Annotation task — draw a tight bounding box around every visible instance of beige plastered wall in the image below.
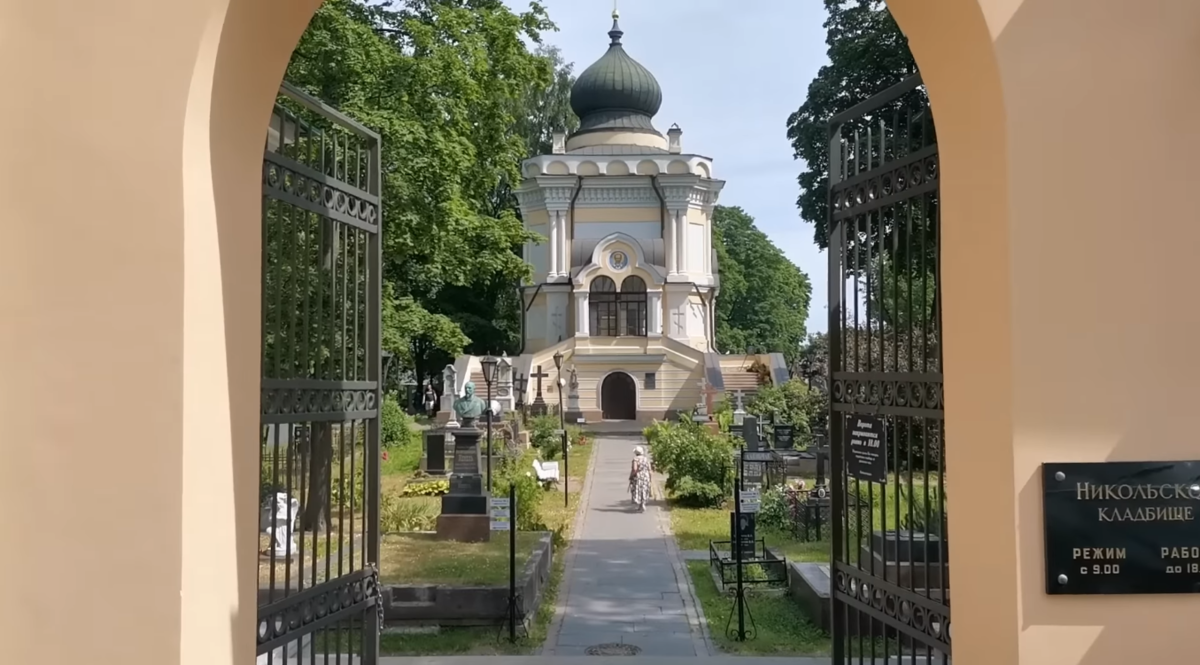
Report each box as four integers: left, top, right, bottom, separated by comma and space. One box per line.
889, 0, 1200, 663
3, 0, 1198, 663
0, 0, 321, 664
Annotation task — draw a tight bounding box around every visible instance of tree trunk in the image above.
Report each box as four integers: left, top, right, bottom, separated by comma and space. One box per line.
301, 421, 333, 532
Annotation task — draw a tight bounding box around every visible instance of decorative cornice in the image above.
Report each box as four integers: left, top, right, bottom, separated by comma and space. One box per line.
576, 185, 660, 208
659, 177, 725, 210
521, 154, 715, 179
515, 175, 580, 212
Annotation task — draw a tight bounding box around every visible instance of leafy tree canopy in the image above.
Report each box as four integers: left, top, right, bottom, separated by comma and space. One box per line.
284, 0, 566, 383
785, 0, 915, 249
712, 205, 811, 365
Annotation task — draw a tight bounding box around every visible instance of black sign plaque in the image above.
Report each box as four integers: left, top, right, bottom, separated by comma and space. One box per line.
1042, 460, 1200, 595
846, 415, 887, 483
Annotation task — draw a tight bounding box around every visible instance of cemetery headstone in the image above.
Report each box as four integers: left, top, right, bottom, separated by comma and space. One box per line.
423, 430, 447, 475
729, 511, 757, 561
530, 365, 549, 416
442, 364, 460, 426
846, 415, 887, 483
774, 424, 796, 449
436, 425, 491, 542
743, 415, 762, 451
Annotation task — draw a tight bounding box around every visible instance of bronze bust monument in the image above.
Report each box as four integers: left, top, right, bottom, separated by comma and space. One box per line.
452, 381, 487, 428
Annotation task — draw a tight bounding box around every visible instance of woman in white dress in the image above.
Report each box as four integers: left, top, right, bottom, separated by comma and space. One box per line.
629, 445, 652, 512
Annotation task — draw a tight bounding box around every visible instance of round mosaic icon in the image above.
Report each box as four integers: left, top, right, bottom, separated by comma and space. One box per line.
608, 250, 629, 270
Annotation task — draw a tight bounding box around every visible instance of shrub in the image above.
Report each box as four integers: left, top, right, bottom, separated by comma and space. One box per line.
400, 479, 449, 497
747, 379, 823, 444
330, 465, 365, 508
381, 395, 420, 449
381, 494, 437, 532
672, 476, 725, 508
493, 470, 543, 531
644, 419, 735, 508
757, 485, 790, 531
528, 415, 562, 460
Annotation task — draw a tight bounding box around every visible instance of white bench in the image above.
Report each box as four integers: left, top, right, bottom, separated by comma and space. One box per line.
533, 459, 560, 488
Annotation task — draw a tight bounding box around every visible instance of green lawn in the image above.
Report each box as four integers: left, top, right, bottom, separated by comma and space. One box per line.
376, 439, 595, 656
669, 504, 830, 563
686, 560, 829, 656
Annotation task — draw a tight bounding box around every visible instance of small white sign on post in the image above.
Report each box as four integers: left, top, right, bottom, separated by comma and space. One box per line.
490, 497, 511, 531
739, 489, 761, 514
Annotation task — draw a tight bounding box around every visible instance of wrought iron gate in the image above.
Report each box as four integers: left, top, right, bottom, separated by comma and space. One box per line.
827, 74, 949, 664
257, 82, 383, 664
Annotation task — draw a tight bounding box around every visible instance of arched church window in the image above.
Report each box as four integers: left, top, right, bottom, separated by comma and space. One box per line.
619, 275, 648, 337
589, 276, 618, 337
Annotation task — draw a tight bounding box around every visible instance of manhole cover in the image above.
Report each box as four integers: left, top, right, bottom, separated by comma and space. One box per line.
585, 643, 642, 656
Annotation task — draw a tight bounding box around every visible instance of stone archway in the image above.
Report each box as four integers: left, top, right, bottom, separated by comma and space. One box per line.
10, 1, 1200, 664
600, 371, 637, 420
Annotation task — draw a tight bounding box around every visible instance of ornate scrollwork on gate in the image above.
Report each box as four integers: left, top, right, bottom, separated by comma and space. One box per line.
830, 373, 944, 416
263, 157, 380, 230
830, 153, 939, 219
261, 382, 379, 423
256, 565, 381, 655
834, 564, 950, 652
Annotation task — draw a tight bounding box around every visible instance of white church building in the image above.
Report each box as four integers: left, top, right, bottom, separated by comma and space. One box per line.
443, 12, 788, 424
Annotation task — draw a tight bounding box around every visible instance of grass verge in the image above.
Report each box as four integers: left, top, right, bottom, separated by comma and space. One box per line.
669, 505, 829, 563
686, 560, 829, 656
376, 439, 595, 655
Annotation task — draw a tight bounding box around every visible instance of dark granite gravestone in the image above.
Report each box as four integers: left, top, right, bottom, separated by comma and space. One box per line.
423, 430, 447, 475
774, 424, 795, 449
730, 511, 757, 560
743, 415, 762, 451
436, 426, 490, 542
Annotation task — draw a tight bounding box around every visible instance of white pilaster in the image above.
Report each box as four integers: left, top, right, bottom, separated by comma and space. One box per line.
548, 212, 560, 280
558, 210, 569, 276
574, 291, 590, 337
648, 290, 663, 337
665, 212, 677, 275
676, 210, 687, 274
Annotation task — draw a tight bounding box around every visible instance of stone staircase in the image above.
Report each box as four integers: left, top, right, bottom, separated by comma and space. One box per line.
721, 366, 765, 401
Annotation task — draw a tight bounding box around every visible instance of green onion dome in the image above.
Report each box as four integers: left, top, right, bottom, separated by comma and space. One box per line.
569, 12, 663, 135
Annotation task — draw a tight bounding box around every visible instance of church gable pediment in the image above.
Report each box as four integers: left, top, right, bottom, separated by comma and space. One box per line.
572, 232, 665, 288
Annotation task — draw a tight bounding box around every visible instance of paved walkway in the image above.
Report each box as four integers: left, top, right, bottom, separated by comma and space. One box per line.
543, 437, 710, 657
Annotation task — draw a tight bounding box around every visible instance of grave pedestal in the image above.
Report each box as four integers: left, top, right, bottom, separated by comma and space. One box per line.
860, 530, 949, 589
565, 393, 584, 424
435, 427, 490, 543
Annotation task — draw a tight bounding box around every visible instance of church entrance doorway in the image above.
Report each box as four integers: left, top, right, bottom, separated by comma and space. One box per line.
600, 372, 637, 420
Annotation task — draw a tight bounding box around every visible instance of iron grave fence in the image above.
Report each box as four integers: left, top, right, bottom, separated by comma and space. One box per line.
257, 81, 383, 665
827, 74, 949, 665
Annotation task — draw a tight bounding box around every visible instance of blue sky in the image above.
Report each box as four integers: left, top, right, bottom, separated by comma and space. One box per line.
508, 0, 831, 333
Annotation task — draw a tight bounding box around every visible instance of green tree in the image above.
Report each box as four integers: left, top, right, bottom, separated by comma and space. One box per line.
277, 0, 555, 527
285, 0, 555, 389
785, 0, 916, 249
747, 379, 825, 442
795, 332, 829, 393
712, 205, 811, 365
516, 45, 579, 158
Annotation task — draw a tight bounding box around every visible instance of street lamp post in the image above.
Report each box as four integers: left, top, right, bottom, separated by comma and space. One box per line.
481, 354, 499, 493
553, 350, 568, 508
